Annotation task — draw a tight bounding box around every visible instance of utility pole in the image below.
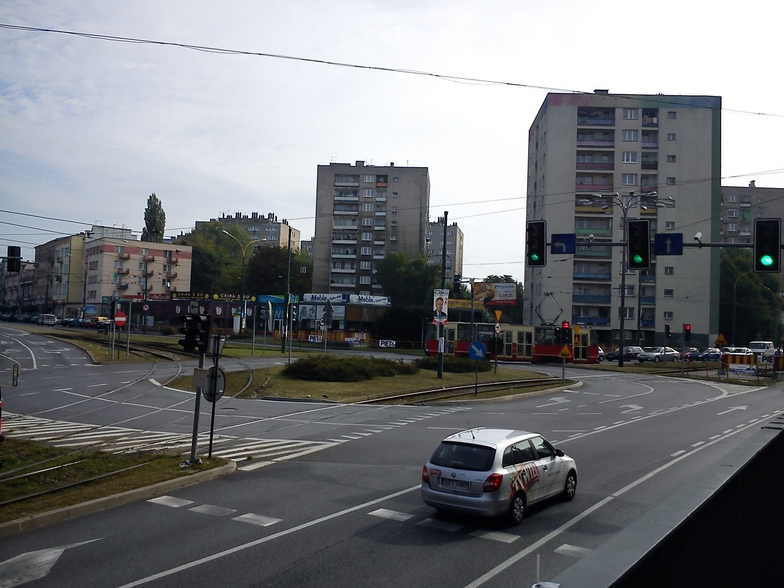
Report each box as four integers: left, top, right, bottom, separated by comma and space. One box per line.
281, 225, 292, 353
438, 212, 448, 379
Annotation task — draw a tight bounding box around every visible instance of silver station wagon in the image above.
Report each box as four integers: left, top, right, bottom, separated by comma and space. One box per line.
421, 428, 577, 525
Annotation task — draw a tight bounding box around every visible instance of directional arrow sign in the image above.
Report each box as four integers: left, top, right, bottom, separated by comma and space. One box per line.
654, 233, 684, 255
551, 233, 576, 255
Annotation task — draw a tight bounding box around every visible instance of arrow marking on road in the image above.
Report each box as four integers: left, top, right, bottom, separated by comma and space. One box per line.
536, 397, 570, 408
620, 404, 643, 413
717, 405, 748, 416
0, 539, 102, 587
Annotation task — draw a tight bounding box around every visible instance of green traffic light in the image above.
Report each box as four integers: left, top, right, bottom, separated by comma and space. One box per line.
531, 253, 540, 261
633, 254, 643, 264
760, 254, 774, 267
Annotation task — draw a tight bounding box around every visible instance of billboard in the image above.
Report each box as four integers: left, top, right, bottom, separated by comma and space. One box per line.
473, 282, 517, 306
433, 288, 449, 324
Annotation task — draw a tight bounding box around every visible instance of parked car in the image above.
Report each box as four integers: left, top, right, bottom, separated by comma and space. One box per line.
721, 346, 754, 355
421, 428, 577, 525
605, 345, 645, 362
682, 347, 700, 360
597, 347, 605, 362
748, 341, 775, 358
637, 346, 680, 362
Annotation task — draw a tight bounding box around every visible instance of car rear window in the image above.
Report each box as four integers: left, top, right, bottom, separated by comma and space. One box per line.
430, 442, 496, 472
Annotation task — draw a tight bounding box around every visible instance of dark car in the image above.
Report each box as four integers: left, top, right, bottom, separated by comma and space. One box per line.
605, 345, 644, 361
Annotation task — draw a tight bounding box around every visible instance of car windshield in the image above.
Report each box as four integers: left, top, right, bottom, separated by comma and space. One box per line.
648, 347, 664, 353
430, 442, 496, 472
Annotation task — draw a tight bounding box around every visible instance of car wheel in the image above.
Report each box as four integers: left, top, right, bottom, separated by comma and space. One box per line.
563, 471, 577, 502
654, 356, 660, 362
507, 493, 525, 525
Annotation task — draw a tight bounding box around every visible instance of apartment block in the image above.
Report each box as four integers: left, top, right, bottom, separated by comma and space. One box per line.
526, 91, 722, 347
313, 161, 430, 295
427, 217, 464, 283
721, 182, 784, 248
195, 212, 301, 250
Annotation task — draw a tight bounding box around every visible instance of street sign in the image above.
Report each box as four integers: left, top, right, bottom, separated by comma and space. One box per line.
654, 233, 684, 256
114, 311, 127, 327
551, 233, 577, 255
468, 341, 488, 360
494, 322, 501, 334
559, 345, 572, 359
203, 367, 226, 403
142, 304, 150, 311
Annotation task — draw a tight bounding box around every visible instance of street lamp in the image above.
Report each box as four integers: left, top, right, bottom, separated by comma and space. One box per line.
222, 230, 255, 329
591, 191, 674, 367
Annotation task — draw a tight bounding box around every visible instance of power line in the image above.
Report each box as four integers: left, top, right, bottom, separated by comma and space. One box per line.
2, 22, 784, 119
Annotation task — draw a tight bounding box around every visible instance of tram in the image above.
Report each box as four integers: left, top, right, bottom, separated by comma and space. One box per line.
424, 321, 601, 364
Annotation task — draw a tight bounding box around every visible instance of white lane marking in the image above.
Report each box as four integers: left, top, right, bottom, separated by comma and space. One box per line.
554, 543, 592, 558
233, 513, 281, 527
115, 485, 420, 588
461, 417, 773, 588
148, 496, 194, 508
469, 530, 519, 544
368, 508, 414, 522
671, 450, 686, 457
237, 461, 273, 471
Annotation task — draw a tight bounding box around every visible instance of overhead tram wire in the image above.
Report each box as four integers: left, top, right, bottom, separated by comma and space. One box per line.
2, 23, 784, 119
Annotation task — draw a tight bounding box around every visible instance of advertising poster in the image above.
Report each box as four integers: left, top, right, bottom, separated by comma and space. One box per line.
433, 288, 449, 324
472, 282, 517, 306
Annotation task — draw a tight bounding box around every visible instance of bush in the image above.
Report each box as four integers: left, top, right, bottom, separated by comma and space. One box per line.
415, 356, 492, 373
282, 355, 419, 382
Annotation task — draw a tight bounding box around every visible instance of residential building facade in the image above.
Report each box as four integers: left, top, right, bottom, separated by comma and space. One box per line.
426, 218, 464, 284
721, 182, 784, 248
526, 91, 722, 348
312, 161, 430, 295
195, 212, 300, 250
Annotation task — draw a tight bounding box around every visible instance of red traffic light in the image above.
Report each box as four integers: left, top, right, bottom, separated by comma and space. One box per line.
561, 321, 570, 329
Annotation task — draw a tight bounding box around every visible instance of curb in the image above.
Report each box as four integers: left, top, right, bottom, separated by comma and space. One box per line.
0, 461, 237, 538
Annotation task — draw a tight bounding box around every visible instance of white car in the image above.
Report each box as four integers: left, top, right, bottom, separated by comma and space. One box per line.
637, 346, 679, 362
421, 428, 577, 525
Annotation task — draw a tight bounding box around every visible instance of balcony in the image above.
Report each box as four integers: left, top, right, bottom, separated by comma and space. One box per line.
373, 240, 385, 246
166, 271, 178, 279
573, 295, 612, 304
640, 275, 656, 283
575, 228, 613, 237
641, 141, 658, 149
374, 225, 386, 231
575, 248, 612, 258
576, 138, 614, 148
641, 161, 658, 170
333, 224, 358, 230
334, 195, 359, 202
118, 253, 130, 260
165, 256, 179, 265
117, 283, 129, 290
573, 272, 612, 281
374, 211, 387, 217
144, 270, 154, 277
576, 161, 614, 171
55, 275, 62, 282
330, 282, 356, 289
331, 267, 355, 274
375, 196, 387, 202
576, 183, 614, 193
640, 318, 656, 327
143, 255, 156, 262
640, 296, 656, 305
572, 316, 611, 326
373, 254, 385, 260
332, 239, 357, 245
116, 268, 130, 276
333, 210, 358, 216
577, 115, 615, 126
332, 252, 357, 259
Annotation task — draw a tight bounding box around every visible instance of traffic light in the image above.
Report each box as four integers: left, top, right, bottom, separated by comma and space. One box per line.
753, 218, 781, 273
627, 220, 650, 270
195, 315, 211, 353
683, 323, 692, 343
665, 324, 671, 339
526, 220, 547, 267
290, 304, 298, 322
6, 246, 21, 273
178, 315, 199, 352
561, 321, 572, 345
553, 326, 562, 345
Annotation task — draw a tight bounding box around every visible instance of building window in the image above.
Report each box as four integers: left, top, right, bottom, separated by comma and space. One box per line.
619, 307, 635, 319
622, 129, 639, 142
624, 285, 635, 297
664, 311, 674, 320
391, 207, 398, 212
667, 154, 676, 162
359, 276, 371, 285
622, 152, 638, 163
664, 266, 674, 275
392, 177, 399, 183
363, 175, 375, 183
665, 221, 675, 229
727, 223, 739, 232
362, 203, 374, 212
392, 192, 399, 197
727, 194, 739, 203
361, 232, 372, 241
664, 289, 674, 297
667, 133, 677, 141
364, 189, 374, 198
360, 261, 372, 270
362, 217, 373, 226
622, 108, 638, 120
622, 174, 638, 185
666, 177, 676, 185
360, 247, 372, 256
667, 111, 676, 119
727, 209, 739, 218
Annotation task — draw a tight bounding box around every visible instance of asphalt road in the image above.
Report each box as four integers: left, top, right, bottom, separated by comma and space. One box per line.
2, 325, 783, 587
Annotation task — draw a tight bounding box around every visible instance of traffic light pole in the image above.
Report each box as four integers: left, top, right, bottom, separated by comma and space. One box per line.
187, 351, 205, 466
437, 212, 448, 380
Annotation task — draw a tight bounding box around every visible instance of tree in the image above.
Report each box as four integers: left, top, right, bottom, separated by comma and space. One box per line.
176, 223, 246, 293
189, 247, 221, 293
720, 248, 781, 345
374, 252, 440, 308
244, 245, 313, 296
141, 193, 166, 242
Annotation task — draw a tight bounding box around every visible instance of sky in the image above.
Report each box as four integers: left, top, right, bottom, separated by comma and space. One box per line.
2, 0, 784, 284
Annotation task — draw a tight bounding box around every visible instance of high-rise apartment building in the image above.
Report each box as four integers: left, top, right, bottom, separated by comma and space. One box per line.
426, 217, 464, 284
195, 212, 300, 250
526, 91, 722, 348
313, 161, 430, 295
721, 182, 784, 248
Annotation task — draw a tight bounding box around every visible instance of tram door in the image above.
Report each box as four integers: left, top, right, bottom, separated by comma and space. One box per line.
573, 328, 588, 361
445, 325, 456, 355
501, 330, 514, 358
517, 329, 533, 360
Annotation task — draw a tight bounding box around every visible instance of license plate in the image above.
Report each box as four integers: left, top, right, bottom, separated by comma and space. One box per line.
440, 478, 470, 491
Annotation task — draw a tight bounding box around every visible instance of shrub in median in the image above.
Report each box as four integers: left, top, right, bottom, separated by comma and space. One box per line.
281, 354, 419, 382
415, 356, 492, 373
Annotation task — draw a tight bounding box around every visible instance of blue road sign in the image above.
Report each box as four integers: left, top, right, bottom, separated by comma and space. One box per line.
551, 233, 576, 255
468, 341, 488, 360
654, 233, 684, 256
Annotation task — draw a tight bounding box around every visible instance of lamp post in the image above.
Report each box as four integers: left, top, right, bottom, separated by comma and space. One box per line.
65, 252, 87, 320
592, 191, 674, 367
222, 230, 255, 330
732, 270, 754, 347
